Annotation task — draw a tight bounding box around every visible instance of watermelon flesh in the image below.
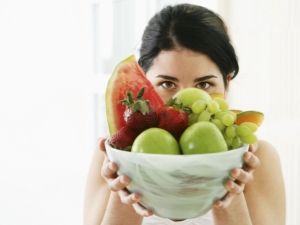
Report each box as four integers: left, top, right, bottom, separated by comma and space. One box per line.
105, 55, 164, 136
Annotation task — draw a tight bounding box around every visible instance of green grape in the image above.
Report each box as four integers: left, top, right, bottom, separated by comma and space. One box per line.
191, 99, 207, 114
211, 118, 225, 131
227, 110, 237, 122
225, 125, 236, 138
207, 100, 220, 114
222, 113, 235, 126
214, 98, 229, 111
188, 113, 200, 126
214, 111, 226, 120
224, 136, 233, 148
198, 110, 211, 122
241, 122, 258, 133
236, 125, 251, 137
232, 136, 241, 149
240, 133, 258, 144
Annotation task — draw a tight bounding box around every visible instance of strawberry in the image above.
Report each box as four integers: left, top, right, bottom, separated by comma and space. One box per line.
119, 87, 158, 133
158, 98, 190, 140
109, 126, 139, 150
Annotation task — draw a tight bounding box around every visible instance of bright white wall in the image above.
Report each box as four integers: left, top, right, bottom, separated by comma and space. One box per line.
0, 0, 298, 224
0, 0, 95, 224
221, 2, 300, 224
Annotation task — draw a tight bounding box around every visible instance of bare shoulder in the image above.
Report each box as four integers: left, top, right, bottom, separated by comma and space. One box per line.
247, 139, 284, 188
253, 139, 282, 166
256, 139, 274, 149
253, 139, 284, 177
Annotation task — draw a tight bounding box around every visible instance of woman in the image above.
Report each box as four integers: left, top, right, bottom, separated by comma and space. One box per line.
84, 4, 286, 225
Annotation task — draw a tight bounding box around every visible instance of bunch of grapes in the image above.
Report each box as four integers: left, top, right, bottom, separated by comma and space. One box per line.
190, 98, 258, 150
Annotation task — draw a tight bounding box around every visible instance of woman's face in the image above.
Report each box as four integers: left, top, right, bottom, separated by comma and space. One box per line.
146, 48, 231, 103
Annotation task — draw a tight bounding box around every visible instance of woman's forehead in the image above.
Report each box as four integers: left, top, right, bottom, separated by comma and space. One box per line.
147, 49, 222, 79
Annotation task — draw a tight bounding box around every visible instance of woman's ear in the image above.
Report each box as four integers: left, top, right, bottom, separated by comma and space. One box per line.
224, 73, 232, 99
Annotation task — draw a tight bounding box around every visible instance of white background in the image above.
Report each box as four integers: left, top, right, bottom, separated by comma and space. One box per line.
0, 0, 299, 224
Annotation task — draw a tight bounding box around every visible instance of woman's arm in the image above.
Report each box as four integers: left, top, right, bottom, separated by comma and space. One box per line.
245, 140, 286, 224
83, 138, 144, 225
84, 139, 111, 224
101, 191, 143, 225
213, 193, 252, 224
212, 140, 286, 225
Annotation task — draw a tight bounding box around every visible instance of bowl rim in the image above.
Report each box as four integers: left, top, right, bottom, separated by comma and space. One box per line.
105, 138, 249, 159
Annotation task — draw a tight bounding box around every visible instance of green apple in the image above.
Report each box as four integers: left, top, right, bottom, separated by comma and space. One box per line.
179, 121, 228, 154
131, 128, 180, 154
174, 88, 212, 107
174, 88, 212, 126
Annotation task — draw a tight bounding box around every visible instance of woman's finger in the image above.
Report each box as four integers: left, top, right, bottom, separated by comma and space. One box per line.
248, 142, 258, 153
101, 161, 130, 192
132, 203, 153, 217
214, 192, 234, 209
101, 161, 118, 179
118, 190, 153, 216
224, 179, 244, 195
118, 189, 153, 216
118, 189, 141, 204
243, 151, 260, 173
107, 174, 130, 192
230, 168, 253, 185
99, 137, 108, 154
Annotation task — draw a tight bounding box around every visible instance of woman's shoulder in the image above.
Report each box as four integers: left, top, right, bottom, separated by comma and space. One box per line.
246, 139, 283, 188
257, 139, 276, 149
256, 139, 280, 160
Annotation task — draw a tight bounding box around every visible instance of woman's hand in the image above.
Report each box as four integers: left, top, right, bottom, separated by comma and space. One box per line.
99, 137, 153, 217
214, 143, 260, 208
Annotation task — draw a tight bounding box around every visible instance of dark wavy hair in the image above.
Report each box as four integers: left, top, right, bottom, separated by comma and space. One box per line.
138, 4, 239, 86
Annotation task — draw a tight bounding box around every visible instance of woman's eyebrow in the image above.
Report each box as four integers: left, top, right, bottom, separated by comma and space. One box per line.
194, 75, 218, 83
155, 75, 179, 82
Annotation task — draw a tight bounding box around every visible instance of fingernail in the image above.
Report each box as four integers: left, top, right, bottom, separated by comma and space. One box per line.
234, 169, 241, 177
245, 152, 251, 160
132, 193, 140, 201
215, 201, 223, 208
109, 163, 115, 170
252, 143, 258, 151
144, 211, 150, 217
120, 176, 129, 185
229, 181, 235, 189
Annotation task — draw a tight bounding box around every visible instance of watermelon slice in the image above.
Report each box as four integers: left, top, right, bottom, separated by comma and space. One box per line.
105, 55, 164, 136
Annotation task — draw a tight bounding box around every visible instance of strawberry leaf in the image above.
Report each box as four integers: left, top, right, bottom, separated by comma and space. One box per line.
136, 87, 145, 100
132, 100, 149, 115
123, 146, 132, 151
165, 97, 192, 115
119, 87, 150, 115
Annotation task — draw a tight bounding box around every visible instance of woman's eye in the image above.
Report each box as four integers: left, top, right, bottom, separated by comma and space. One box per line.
161, 81, 176, 89
196, 82, 211, 90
